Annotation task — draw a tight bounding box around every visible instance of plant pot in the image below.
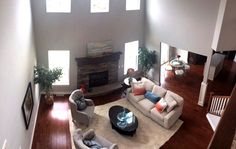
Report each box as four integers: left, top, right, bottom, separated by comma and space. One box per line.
45, 94, 54, 106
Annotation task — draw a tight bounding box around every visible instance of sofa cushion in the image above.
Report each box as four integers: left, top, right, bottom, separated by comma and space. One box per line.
152, 85, 167, 97
144, 91, 161, 104
150, 107, 168, 121
155, 98, 167, 113
138, 99, 155, 112
165, 95, 178, 113
141, 77, 155, 91
128, 93, 145, 102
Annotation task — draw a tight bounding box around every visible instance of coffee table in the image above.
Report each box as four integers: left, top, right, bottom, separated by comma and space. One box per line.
108, 105, 138, 136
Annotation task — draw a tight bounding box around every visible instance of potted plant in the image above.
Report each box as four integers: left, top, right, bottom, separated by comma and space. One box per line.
138, 47, 157, 76
34, 66, 63, 106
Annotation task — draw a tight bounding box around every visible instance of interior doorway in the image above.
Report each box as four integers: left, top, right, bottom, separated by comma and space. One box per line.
160, 43, 189, 84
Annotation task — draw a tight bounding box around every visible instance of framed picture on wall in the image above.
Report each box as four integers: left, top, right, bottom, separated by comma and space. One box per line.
22, 82, 34, 129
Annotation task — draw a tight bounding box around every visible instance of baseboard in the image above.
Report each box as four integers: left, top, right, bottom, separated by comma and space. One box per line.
29, 94, 41, 149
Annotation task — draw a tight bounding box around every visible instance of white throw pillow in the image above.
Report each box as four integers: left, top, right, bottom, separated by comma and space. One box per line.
165, 95, 177, 113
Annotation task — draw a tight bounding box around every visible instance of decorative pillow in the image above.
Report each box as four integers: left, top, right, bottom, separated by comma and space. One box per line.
131, 81, 143, 92
165, 95, 177, 113
133, 87, 146, 95
144, 91, 161, 104
74, 96, 87, 111
155, 98, 167, 113
131, 81, 146, 95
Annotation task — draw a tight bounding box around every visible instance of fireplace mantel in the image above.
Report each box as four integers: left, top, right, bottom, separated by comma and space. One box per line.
75, 52, 122, 66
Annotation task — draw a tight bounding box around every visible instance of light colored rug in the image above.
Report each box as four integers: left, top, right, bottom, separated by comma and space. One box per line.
69, 98, 183, 149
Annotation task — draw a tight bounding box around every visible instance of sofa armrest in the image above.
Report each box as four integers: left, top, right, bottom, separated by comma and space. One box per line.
164, 106, 182, 129
85, 98, 94, 106
109, 144, 118, 149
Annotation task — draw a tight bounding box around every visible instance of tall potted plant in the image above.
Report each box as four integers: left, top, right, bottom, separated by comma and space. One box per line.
138, 47, 157, 76
34, 66, 63, 105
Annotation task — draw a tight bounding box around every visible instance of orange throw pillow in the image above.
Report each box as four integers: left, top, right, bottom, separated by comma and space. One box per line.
155, 98, 167, 112
133, 87, 146, 95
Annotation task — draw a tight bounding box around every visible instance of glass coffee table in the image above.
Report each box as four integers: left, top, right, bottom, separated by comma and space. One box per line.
108, 105, 138, 136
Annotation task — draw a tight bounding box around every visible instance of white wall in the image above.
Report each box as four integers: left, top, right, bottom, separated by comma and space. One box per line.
0, 0, 39, 149
31, 0, 145, 93
212, 0, 236, 51
145, 0, 220, 56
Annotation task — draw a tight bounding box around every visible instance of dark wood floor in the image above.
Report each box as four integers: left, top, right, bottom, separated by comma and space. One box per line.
32, 60, 236, 149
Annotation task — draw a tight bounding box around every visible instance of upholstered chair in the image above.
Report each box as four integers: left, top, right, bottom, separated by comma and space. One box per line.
69, 89, 94, 126
73, 129, 118, 149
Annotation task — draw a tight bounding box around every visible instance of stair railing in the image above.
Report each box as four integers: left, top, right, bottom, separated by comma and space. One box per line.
207, 92, 230, 116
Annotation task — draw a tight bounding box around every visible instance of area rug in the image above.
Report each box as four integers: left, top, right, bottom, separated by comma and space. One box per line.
69, 98, 183, 149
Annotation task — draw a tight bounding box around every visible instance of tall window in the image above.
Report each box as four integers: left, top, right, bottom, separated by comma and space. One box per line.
46, 0, 71, 13
126, 0, 140, 11
161, 42, 170, 65
91, 0, 109, 13
124, 41, 139, 74
48, 50, 70, 85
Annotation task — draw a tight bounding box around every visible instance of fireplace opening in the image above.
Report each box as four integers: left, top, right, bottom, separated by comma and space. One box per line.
89, 71, 108, 88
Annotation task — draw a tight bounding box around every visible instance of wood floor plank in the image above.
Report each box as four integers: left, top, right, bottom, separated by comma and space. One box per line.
32, 60, 236, 149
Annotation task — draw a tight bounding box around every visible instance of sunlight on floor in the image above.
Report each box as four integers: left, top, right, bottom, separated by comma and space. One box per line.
51, 102, 68, 121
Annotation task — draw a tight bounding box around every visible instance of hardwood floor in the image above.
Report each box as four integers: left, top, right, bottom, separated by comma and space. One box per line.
32, 60, 236, 149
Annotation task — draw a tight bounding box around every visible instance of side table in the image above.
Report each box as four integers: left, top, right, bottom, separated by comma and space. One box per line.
121, 78, 137, 97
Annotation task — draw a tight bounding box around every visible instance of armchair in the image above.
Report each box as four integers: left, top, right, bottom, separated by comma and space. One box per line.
69, 89, 95, 126
73, 129, 118, 149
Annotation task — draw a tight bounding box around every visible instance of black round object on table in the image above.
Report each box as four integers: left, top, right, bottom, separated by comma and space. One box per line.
108, 105, 138, 136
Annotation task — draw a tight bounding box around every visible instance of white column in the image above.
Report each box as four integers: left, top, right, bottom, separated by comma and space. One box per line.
198, 52, 213, 106
234, 53, 236, 62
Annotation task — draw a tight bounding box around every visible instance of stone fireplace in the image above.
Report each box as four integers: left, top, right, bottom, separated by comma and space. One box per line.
75, 52, 121, 90
89, 71, 108, 88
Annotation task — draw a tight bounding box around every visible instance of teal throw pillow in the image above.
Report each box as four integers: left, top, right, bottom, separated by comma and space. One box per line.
144, 91, 161, 104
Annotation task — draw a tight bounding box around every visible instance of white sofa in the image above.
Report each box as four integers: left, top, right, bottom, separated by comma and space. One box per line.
127, 77, 184, 129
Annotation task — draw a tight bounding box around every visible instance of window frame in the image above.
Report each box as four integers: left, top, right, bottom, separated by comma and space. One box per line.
126, 0, 141, 11
90, 0, 110, 13
46, 0, 71, 13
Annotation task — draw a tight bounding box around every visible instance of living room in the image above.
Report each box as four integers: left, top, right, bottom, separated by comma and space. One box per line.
1, 0, 236, 149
